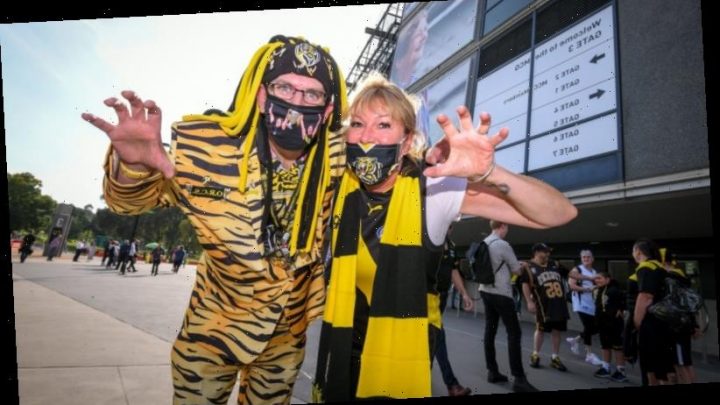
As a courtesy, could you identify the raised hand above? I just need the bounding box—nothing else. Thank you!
[82,90,175,179]
[424,106,508,180]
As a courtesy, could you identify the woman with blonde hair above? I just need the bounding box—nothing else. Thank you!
[313,74,577,401]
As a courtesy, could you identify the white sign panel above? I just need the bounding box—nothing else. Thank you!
[528,113,618,171]
[475,52,531,145]
[531,36,616,135]
[496,143,526,174]
[531,75,616,135]
[533,5,615,74]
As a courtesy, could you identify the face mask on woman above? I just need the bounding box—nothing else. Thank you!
[346,140,405,186]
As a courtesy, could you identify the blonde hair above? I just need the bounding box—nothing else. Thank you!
[345,72,427,162]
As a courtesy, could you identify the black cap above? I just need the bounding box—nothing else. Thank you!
[262,35,336,96]
[532,243,552,253]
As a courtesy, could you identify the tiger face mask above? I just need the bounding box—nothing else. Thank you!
[346,142,404,186]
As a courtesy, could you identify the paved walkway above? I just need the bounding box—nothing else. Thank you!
[12,255,305,404]
[11,254,720,403]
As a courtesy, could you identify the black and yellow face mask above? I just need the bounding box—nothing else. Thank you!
[346,142,403,186]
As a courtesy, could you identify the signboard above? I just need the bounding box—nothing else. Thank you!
[473,4,618,177]
[475,52,531,145]
[530,5,616,136]
[528,113,618,170]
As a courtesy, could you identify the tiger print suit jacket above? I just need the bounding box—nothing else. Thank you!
[103,120,345,363]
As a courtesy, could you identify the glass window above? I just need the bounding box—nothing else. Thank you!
[416,60,471,145]
[535,0,611,44]
[403,2,421,19]
[390,0,477,89]
[483,0,532,35]
[478,18,531,77]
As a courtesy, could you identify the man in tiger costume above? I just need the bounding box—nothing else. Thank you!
[82,35,347,404]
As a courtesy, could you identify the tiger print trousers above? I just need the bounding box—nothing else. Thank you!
[171,310,306,405]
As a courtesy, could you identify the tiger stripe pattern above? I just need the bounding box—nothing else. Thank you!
[103,119,345,404]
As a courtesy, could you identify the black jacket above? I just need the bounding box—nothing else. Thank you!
[594,279,625,320]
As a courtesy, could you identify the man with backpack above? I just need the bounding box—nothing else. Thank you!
[478,221,538,392]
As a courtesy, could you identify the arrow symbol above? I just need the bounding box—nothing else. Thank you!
[590,53,606,64]
[589,89,605,99]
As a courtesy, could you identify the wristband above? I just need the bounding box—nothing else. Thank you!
[467,160,496,184]
[119,160,152,180]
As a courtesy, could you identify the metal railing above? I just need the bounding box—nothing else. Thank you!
[345,3,405,94]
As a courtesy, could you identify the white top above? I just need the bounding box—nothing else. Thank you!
[425,175,467,246]
[571,264,597,315]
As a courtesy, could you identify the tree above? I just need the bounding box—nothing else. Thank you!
[68,203,97,241]
[91,206,200,257]
[7,172,57,234]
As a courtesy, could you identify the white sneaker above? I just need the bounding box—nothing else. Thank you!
[585,353,603,366]
[566,336,580,355]
[566,336,579,344]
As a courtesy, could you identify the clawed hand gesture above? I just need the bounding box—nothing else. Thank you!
[82,90,175,179]
[424,106,508,181]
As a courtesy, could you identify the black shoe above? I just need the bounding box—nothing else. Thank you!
[529,353,540,368]
[447,384,471,396]
[550,356,567,372]
[594,367,611,378]
[512,377,540,393]
[487,370,509,383]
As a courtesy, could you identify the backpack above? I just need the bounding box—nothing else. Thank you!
[463,239,504,285]
[648,276,708,333]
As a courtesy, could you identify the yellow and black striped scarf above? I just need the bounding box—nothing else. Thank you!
[313,166,442,401]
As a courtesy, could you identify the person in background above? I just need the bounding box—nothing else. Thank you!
[661,249,699,384]
[150,245,164,276]
[172,245,186,273]
[47,235,63,261]
[520,243,571,372]
[19,233,36,263]
[479,220,538,392]
[566,249,603,366]
[86,241,97,261]
[632,238,675,385]
[432,231,473,397]
[592,271,629,382]
[73,239,86,262]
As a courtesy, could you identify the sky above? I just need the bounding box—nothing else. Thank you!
[1,4,390,210]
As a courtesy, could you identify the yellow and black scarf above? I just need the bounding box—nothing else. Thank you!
[313,164,443,402]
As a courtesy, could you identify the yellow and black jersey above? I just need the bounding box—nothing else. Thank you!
[520,262,570,323]
[103,120,345,362]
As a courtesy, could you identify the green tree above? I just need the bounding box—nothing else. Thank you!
[68,204,96,240]
[7,172,57,234]
[92,206,200,257]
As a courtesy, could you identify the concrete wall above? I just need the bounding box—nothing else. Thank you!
[617,0,709,179]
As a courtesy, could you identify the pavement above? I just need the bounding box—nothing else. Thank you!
[9,253,720,404]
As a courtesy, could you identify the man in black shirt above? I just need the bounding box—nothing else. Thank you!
[632,238,674,385]
[520,243,570,372]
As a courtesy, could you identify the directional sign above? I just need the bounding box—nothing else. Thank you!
[531,33,617,135]
[475,52,531,145]
[528,112,618,171]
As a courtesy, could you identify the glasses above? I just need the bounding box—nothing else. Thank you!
[267,82,326,106]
